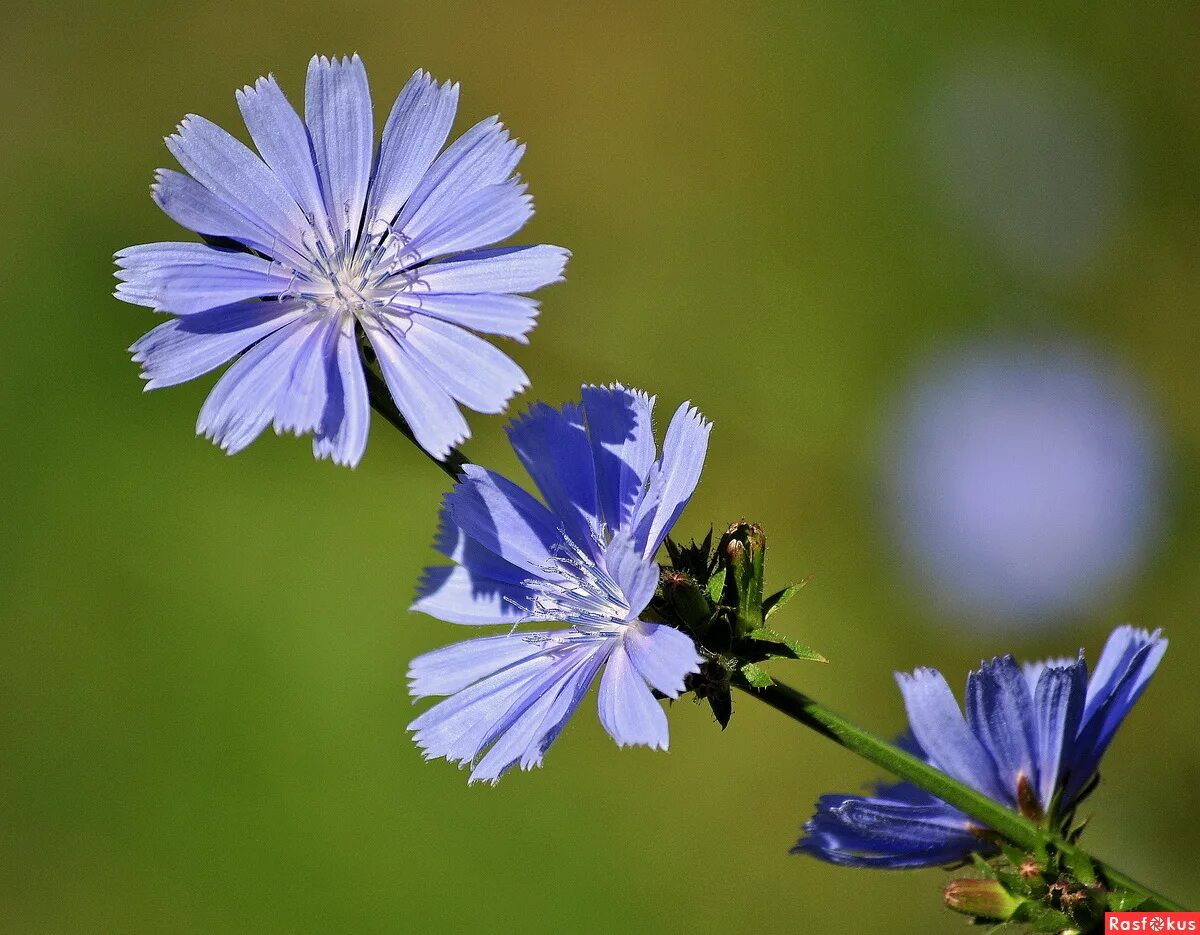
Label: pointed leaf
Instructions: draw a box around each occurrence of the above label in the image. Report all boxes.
[740,662,774,688]
[747,628,827,663]
[763,579,808,620]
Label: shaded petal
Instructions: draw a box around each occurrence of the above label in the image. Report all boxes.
[632,400,712,558]
[1031,658,1086,810]
[965,656,1038,800]
[380,314,528,415]
[1068,627,1167,800]
[365,70,459,231]
[439,464,562,577]
[408,630,558,698]
[621,621,702,698]
[896,668,1008,802]
[114,242,298,315]
[597,639,669,749]
[604,533,659,618]
[165,114,313,257]
[236,75,335,255]
[312,317,370,467]
[304,54,373,245]
[395,116,523,236]
[411,564,534,625]
[395,293,539,342]
[581,384,657,534]
[196,315,325,455]
[129,299,307,390]
[414,244,569,295]
[505,401,600,553]
[363,320,469,459]
[794,793,983,869]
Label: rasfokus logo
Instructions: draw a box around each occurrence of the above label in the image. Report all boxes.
[1106,913,1200,932]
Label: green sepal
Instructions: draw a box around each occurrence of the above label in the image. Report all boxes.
[763,580,807,620]
[747,628,827,663]
[1062,846,1097,886]
[740,662,774,688]
[706,566,727,604]
[1107,890,1149,912]
[1023,908,1076,933]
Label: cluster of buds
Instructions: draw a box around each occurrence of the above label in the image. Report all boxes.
[652,521,824,727]
[943,847,1123,933]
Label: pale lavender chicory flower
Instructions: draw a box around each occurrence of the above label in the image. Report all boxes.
[408,385,711,783]
[116,55,568,466]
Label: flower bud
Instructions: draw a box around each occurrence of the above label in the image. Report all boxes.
[718,521,766,635]
[943,878,1022,921]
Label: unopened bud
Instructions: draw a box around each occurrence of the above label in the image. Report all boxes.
[718,521,766,635]
[943,879,1022,921]
[661,569,714,633]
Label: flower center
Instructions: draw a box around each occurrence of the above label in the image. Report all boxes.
[521,535,632,632]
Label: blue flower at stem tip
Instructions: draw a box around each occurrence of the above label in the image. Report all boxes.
[407,384,711,784]
[115,54,569,467]
[796,625,1167,868]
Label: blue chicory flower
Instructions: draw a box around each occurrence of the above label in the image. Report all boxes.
[796,625,1167,867]
[407,384,711,783]
[115,55,569,466]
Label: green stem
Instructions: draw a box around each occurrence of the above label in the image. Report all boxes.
[363,365,468,482]
[737,677,1185,912]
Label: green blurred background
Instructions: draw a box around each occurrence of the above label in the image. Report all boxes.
[3,2,1198,932]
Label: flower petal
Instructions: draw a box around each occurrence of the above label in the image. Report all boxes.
[581,384,657,534]
[129,299,307,390]
[621,620,702,698]
[381,314,528,415]
[271,316,336,437]
[505,401,601,553]
[632,400,712,558]
[414,244,569,295]
[236,74,335,255]
[604,532,658,617]
[304,54,373,246]
[363,320,469,459]
[439,464,563,577]
[965,655,1038,801]
[114,242,298,315]
[395,116,523,236]
[396,293,539,342]
[1031,658,1086,810]
[794,792,983,869]
[410,564,534,625]
[895,667,1008,802]
[470,639,610,783]
[165,114,313,258]
[392,180,534,267]
[365,69,459,232]
[196,315,324,455]
[407,630,559,698]
[151,169,311,269]
[312,318,370,467]
[597,639,669,750]
[1068,626,1167,799]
